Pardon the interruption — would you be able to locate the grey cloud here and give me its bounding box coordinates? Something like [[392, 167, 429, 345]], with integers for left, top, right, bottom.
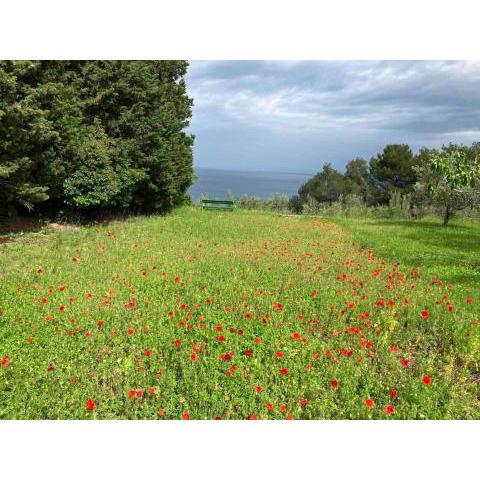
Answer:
[[186, 61, 480, 172]]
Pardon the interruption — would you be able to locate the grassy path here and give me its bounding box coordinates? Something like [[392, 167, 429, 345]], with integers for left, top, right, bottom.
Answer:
[[333, 216, 480, 293]]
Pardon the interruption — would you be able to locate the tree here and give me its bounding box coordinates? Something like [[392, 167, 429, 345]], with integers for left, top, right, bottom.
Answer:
[[298, 163, 345, 204], [414, 144, 480, 226], [0, 61, 52, 216], [76, 61, 194, 211], [369, 144, 418, 203], [344, 157, 370, 202], [0, 60, 194, 216]]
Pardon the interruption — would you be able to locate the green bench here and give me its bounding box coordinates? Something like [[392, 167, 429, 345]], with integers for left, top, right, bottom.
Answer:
[[201, 199, 237, 211]]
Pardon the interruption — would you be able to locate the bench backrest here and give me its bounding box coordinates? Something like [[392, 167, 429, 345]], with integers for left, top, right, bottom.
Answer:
[[201, 199, 236, 210]]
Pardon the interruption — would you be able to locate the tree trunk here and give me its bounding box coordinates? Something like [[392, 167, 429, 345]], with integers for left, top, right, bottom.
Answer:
[[443, 203, 451, 227]]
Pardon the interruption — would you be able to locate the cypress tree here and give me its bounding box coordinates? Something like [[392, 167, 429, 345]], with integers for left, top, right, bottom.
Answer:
[[0, 60, 194, 216]]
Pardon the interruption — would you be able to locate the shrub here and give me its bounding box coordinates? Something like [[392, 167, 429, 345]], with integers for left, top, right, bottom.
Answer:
[[266, 194, 290, 213]]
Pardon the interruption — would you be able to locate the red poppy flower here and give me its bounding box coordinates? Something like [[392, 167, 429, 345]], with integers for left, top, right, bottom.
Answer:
[[279, 404, 286, 412], [136, 390, 144, 397], [422, 375, 432, 385], [174, 339, 182, 347], [254, 385, 262, 392], [97, 321, 103, 328], [385, 405, 395, 415], [389, 345, 397, 352], [128, 390, 136, 397], [390, 390, 398, 398], [249, 415, 258, 420], [86, 398, 95, 411], [275, 351, 285, 358], [216, 335, 225, 342], [26, 337, 33, 344], [244, 349, 252, 357], [311, 290, 318, 298], [47, 365, 55, 371], [286, 413, 294, 420], [400, 358, 409, 368], [182, 411, 190, 420], [149, 387, 157, 394], [145, 349, 151, 357], [191, 352, 197, 361], [300, 398, 308, 407], [279, 368, 289, 375], [365, 398, 375, 409], [331, 379, 338, 388], [1, 356, 10, 368], [215, 416, 222, 420], [421, 310, 430, 318], [266, 403, 273, 410]]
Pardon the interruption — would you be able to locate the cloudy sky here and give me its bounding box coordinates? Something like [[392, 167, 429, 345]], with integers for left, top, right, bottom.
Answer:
[[186, 61, 480, 174]]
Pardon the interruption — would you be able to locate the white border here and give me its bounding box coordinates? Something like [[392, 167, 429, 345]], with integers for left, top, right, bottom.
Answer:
[[1, 1, 479, 477], [1, 0, 480, 59], [0, 420, 478, 479]]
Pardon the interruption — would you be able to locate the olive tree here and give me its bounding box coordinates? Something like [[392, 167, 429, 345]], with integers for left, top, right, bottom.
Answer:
[[414, 144, 480, 226]]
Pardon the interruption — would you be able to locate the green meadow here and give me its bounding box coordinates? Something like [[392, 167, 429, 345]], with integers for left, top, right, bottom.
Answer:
[[0, 208, 479, 419]]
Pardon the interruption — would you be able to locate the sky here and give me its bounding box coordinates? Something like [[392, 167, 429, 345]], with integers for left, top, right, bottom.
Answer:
[[186, 61, 480, 174]]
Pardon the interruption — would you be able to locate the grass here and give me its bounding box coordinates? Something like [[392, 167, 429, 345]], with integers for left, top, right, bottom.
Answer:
[[0, 207, 479, 419], [333, 216, 480, 293]]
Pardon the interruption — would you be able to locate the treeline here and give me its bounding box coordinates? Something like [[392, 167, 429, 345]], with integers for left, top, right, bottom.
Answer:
[[289, 143, 480, 225], [0, 60, 194, 218]]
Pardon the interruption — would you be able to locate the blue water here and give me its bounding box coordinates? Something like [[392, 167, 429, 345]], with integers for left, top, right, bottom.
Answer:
[[188, 168, 311, 201]]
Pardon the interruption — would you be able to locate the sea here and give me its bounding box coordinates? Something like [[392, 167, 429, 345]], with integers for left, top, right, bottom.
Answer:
[[188, 168, 312, 202]]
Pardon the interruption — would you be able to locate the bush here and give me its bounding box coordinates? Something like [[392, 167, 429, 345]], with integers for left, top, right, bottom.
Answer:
[[288, 194, 303, 214], [266, 194, 290, 213], [237, 195, 265, 210]]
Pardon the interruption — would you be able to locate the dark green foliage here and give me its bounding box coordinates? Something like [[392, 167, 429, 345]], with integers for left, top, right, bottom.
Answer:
[[288, 194, 303, 214], [369, 144, 418, 203], [343, 157, 370, 201], [299, 163, 345, 203], [0, 60, 194, 216]]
